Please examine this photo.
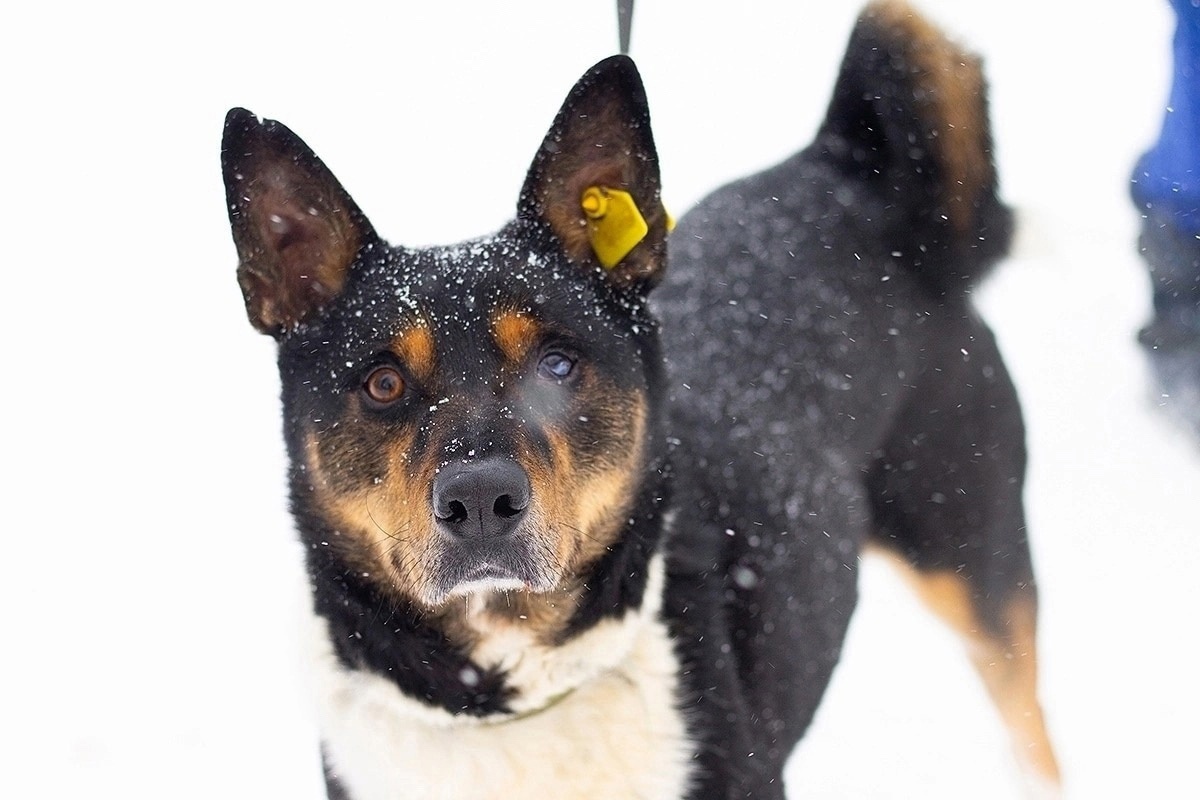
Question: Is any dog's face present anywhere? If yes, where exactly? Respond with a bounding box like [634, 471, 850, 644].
[223, 58, 670, 613]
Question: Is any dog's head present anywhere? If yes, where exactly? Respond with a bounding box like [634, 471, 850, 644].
[223, 57, 670, 615]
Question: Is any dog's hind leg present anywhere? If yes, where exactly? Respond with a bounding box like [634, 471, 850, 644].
[866, 319, 1061, 796]
[872, 548, 1060, 797]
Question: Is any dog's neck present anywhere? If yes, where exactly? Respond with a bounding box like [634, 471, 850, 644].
[304, 551, 671, 722]
[308, 549, 694, 800]
[459, 552, 669, 719]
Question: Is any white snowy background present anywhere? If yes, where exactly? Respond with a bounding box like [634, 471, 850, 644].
[3, 1, 1196, 797]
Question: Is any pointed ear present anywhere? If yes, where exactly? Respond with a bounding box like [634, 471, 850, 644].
[518, 56, 668, 289]
[221, 109, 376, 336]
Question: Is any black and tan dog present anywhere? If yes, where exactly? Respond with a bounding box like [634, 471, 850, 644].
[223, 2, 1059, 797]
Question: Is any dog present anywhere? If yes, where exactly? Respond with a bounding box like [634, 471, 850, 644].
[222, 2, 1059, 797]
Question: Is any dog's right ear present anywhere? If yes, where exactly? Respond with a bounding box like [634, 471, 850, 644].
[222, 109, 375, 337]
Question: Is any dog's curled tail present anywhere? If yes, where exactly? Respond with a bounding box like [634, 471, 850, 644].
[818, 0, 1012, 298]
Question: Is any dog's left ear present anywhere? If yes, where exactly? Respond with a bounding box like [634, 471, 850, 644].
[518, 56, 667, 290]
[222, 109, 376, 337]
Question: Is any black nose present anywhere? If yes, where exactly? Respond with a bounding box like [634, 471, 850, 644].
[432, 458, 531, 539]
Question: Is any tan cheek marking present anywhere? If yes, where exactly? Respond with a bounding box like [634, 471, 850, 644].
[523, 431, 576, 569]
[303, 429, 440, 604]
[526, 394, 647, 573]
[492, 310, 541, 365]
[568, 465, 638, 569]
[390, 323, 436, 385]
[570, 399, 646, 569]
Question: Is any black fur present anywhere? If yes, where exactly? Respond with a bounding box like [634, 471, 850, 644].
[652, 10, 1029, 795]
[307, 549, 514, 716]
[226, 6, 1051, 798]
[275, 224, 672, 702]
[224, 52, 673, 725]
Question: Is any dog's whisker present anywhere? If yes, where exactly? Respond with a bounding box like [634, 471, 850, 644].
[561, 521, 607, 547]
[364, 503, 415, 548]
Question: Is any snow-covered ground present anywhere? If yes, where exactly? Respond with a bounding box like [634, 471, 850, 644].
[3, 1, 1196, 797]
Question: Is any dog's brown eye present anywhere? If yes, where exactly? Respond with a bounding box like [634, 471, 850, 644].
[364, 366, 405, 406]
[537, 352, 576, 380]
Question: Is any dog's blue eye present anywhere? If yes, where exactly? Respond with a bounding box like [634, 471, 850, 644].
[537, 352, 576, 380]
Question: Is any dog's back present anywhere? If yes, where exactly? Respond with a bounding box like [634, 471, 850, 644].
[655, 2, 1058, 795]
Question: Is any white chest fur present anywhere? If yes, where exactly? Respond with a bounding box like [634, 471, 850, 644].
[307, 556, 695, 800]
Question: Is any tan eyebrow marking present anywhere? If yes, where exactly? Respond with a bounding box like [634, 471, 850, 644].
[390, 322, 436, 384]
[492, 310, 541, 364]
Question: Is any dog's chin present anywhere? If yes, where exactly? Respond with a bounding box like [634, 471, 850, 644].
[445, 573, 533, 600]
[421, 540, 560, 607]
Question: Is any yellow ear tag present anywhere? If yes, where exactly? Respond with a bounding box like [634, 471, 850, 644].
[581, 186, 649, 269]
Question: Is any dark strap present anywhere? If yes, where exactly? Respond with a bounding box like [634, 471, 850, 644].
[617, 0, 635, 54]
